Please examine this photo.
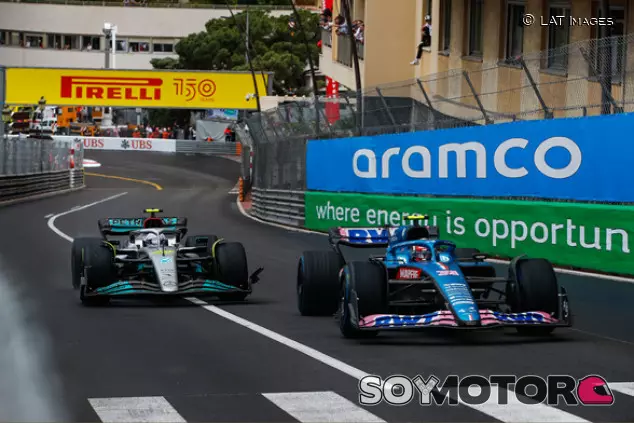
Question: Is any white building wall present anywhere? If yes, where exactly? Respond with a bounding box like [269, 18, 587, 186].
[0, 2, 297, 69]
[0, 3, 291, 38]
[0, 46, 174, 69]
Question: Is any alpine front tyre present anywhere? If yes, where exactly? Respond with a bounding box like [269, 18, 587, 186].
[215, 241, 249, 301]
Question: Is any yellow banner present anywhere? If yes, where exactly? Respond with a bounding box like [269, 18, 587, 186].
[5, 68, 269, 110]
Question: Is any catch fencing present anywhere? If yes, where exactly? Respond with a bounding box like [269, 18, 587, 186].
[245, 33, 633, 224]
[0, 135, 85, 203]
[247, 34, 632, 188]
[175, 140, 240, 156]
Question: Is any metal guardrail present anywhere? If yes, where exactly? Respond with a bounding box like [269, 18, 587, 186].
[0, 169, 83, 203]
[175, 141, 239, 155]
[1, 137, 71, 175]
[251, 187, 305, 227]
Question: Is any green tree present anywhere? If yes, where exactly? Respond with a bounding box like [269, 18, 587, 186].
[152, 9, 319, 94]
[148, 9, 320, 127]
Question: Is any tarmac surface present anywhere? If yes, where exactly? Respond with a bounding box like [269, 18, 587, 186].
[0, 150, 633, 422]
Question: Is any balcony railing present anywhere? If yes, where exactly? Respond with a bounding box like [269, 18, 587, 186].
[335, 34, 364, 66]
[321, 28, 332, 48]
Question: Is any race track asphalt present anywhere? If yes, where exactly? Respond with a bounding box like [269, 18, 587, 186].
[0, 150, 633, 422]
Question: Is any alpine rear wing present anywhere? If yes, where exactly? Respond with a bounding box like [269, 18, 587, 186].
[98, 216, 188, 235]
[328, 227, 394, 248]
[328, 215, 438, 249]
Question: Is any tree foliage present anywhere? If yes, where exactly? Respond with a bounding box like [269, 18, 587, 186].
[151, 9, 319, 95]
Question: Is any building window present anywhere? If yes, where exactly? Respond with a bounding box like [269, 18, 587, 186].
[468, 0, 483, 56]
[441, 0, 451, 52]
[129, 41, 150, 52]
[153, 42, 174, 53]
[25, 34, 43, 48]
[82, 35, 100, 51]
[425, 0, 432, 17]
[506, 1, 525, 58]
[546, 1, 570, 70]
[590, 3, 625, 80]
[115, 39, 127, 52]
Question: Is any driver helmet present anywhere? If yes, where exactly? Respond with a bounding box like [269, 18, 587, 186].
[144, 232, 166, 246]
[411, 245, 431, 262]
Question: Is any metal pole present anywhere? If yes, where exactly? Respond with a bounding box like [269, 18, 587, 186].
[224, 0, 261, 113]
[341, 0, 363, 135]
[600, 0, 612, 114]
[463, 71, 492, 125]
[518, 57, 552, 119]
[111, 27, 117, 69]
[104, 37, 110, 68]
[289, 0, 321, 135]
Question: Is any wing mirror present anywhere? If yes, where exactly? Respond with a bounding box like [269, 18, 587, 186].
[473, 253, 489, 261]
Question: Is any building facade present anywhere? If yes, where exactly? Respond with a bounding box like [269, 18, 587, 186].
[320, 0, 634, 121]
[0, 1, 300, 69]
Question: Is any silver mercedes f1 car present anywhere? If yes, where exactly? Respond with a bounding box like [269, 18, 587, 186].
[71, 208, 263, 306]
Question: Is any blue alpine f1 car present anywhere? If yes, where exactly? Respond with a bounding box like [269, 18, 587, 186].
[297, 215, 571, 338]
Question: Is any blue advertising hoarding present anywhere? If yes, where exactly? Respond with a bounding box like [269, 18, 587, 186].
[306, 113, 634, 202]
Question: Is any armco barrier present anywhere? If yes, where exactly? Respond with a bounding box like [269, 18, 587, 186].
[249, 188, 634, 276]
[0, 136, 86, 205]
[251, 187, 305, 227]
[0, 169, 84, 203]
[7, 135, 241, 156]
[175, 140, 240, 155]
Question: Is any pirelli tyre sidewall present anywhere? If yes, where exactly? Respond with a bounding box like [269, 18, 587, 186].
[82, 239, 116, 289]
[71, 237, 105, 289]
[297, 250, 342, 316]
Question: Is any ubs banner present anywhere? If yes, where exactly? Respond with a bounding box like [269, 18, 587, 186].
[306, 113, 634, 202]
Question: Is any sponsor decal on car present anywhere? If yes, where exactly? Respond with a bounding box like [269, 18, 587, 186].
[397, 267, 422, 280]
[436, 270, 459, 276]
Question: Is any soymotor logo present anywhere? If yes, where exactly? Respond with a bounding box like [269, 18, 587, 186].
[359, 374, 615, 407]
[305, 113, 634, 202]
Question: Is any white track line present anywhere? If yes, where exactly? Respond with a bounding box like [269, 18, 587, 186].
[45, 194, 627, 423]
[88, 397, 186, 422]
[236, 197, 634, 284]
[263, 391, 386, 423]
[467, 387, 588, 423]
[47, 193, 128, 242]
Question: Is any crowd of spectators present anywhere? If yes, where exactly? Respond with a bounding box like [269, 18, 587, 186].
[319, 7, 364, 45]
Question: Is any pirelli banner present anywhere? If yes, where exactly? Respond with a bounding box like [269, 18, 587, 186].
[4, 67, 271, 109]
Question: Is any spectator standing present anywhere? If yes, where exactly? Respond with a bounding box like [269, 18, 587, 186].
[411, 15, 432, 65]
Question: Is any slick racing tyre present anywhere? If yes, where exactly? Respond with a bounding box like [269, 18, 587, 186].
[339, 261, 387, 339]
[215, 242, 249, 301]
[508, 258, 559, 336]
[297, 250, 343, 316]
[71, 237, 102, 290]
[77, 238, 116, 306]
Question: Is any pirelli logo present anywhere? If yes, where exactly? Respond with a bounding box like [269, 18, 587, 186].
[60, 76, 163, 101]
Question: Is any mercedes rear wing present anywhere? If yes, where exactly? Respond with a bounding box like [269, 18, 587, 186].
[98, 216, 187, 236]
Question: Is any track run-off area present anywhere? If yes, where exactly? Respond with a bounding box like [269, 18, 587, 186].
[1, 150, 634, 422]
